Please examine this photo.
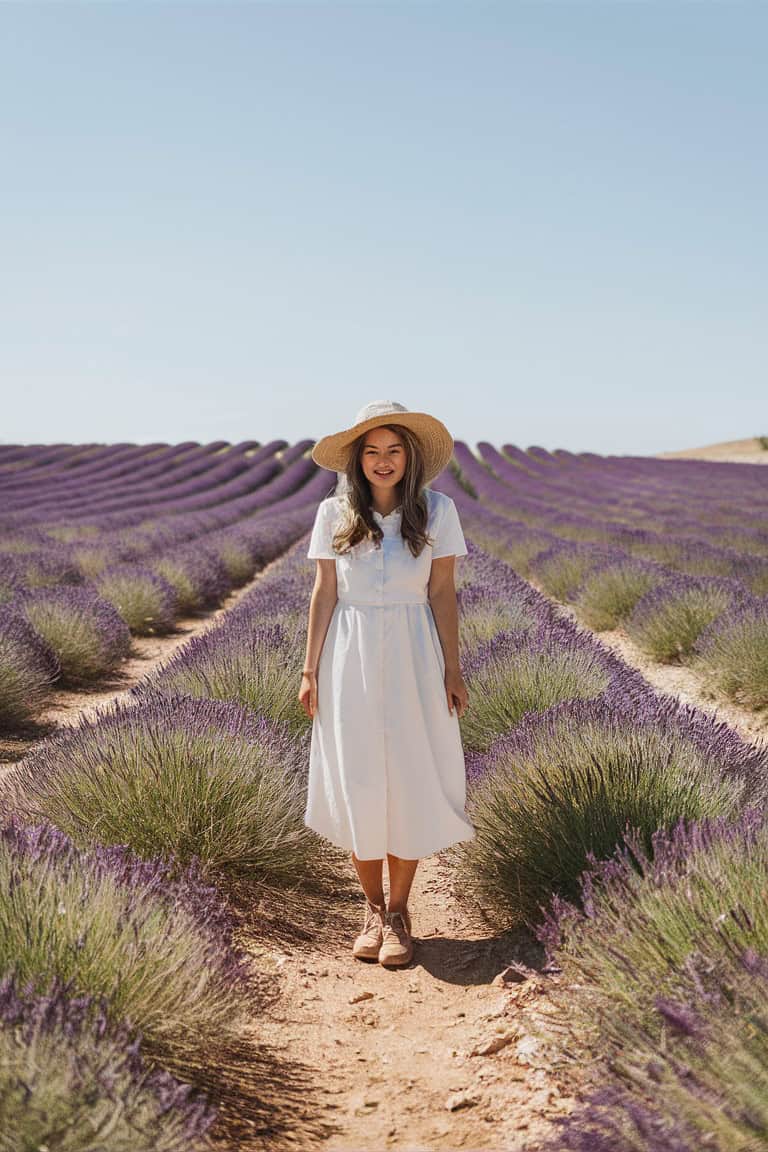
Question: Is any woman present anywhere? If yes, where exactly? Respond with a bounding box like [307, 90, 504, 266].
[298, 401, 475, 968]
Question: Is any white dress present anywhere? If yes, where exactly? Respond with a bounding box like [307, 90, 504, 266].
[304, 486, 477, 861]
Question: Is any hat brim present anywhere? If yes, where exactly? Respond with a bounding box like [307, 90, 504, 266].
[310, 411, 455, 485]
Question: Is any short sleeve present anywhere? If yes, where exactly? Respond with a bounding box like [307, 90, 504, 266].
[431, 496, 468, 558]
[307, 500, 338, 559]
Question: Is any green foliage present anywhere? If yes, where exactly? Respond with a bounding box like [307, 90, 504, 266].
[448, 716, 744, 929]
[625, 583, 735, 662]
[460, 645, 611, 753]
[0, 834, 245, 1054]
[574, 563, 662, 631]
[16, 719, 333, 887]
[691, 610, 768, 710]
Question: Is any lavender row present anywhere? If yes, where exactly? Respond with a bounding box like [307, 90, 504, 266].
[431, 529, 767, 1151]
[0, 818, 248, 1148]
[0, 453, 334, 726]
[447, 448, 768, 711]
[457, 441, 768, 577]
[0, 973, 217, 1151]
[3, 441, 765, 1147]
[535, 807, 768, 1150]
[0, 532, 352, 1145]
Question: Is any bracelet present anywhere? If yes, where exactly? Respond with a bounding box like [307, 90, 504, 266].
[301, 668, 316, 676]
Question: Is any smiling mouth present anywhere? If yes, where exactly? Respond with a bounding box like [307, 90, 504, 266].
[375, 471, 393, 476]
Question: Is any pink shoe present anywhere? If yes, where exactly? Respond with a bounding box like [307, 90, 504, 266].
[352, 899, 386, 961]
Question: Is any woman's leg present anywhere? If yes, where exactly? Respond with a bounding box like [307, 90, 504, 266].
[351, 852, 385, 906]
[386, 853, 419, 914]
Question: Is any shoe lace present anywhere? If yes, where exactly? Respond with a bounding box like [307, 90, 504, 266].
[363, 902, 384, 932]
[384, 910, 410, 940]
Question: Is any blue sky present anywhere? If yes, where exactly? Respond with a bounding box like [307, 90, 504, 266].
[1, 1, 765, 455]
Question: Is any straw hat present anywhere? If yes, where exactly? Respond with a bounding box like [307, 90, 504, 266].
[310, 401, 455, 485]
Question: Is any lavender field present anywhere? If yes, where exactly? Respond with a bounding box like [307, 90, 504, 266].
[1, 437, 767, 1150]
[0, 441, 334, 729]
[453, 442, 768, 713]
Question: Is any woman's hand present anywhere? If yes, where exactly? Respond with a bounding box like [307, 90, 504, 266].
[298, 671, 317, 719]
[445, 668, 468, 718]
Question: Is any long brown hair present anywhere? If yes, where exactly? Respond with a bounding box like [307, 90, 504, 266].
[331, 423, 435, 558]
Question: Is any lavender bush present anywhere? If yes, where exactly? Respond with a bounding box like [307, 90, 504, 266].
[6, 695, 338, 886]
[11, 586, 132, 684]
[0, 974, 216, 1152]
[459, 629, 615, 753]
[447, 699, 746, 929]
[535, 808, 768, 1151]
[476, 525, 561, 578]
[690, 598, 768, 710]
[96, 565, 179, 635]
[625, 575, 750, 662]
[133, 617, 311, 737]
[536, 806, 767, 1027]
[69, 543, 113, 579]
[0, 561, 21, 607]
[0, 550, 84, 590]
[541, 952, 768, 1152]
[573, 558, 666, 631]
[528, 541, 620, 602]
[149, 546, 233, 614]
[455, 585, 537, 663]
[0, 614, 60, 726]
[0, 819, 249, 1055]
[211, 533, 263, 584]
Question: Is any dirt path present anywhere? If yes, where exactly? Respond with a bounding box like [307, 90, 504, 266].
[528, 579, 768, 748]
[244, 852, 581, 1152]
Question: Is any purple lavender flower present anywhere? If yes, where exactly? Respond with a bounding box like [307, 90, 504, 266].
[0, 973, 217, 1150]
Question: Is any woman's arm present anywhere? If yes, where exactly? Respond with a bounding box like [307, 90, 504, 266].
[299, 559, 338, 718]
[428, 556, 469, 718]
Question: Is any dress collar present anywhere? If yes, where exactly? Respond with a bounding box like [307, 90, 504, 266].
[371, 504, 402, 521]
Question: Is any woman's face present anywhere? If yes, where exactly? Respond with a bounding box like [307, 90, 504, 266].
[360, 426, 407, 495]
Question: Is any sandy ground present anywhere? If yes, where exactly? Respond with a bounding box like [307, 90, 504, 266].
[527, 579, 768, 749]
[232, 838, 589, 1152]
[655, 435, 768, 465]
[236, 853, 582, 1152]
[593, 625, 768, 746]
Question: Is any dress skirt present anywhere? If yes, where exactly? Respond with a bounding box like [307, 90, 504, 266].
[305, 600, 477, 860]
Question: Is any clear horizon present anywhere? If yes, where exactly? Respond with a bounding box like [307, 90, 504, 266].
[1, 2, 765, 456]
